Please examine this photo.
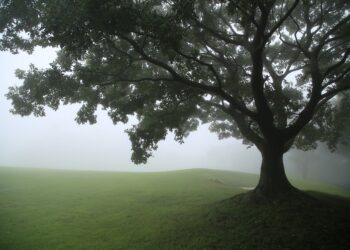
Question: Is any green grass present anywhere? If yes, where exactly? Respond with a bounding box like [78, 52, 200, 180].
[0, 167, 349, 249]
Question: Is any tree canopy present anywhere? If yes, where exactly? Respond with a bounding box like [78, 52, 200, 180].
[1, 0, 350, 167]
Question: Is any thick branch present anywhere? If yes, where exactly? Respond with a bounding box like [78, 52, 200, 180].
[250, 7, 276, 137]
[283, 56, 323, 139]
[263, 56, 288, 128]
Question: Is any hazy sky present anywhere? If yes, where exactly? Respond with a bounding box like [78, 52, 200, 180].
[0, 47, 262, 172]
[1, 47, 349, 189]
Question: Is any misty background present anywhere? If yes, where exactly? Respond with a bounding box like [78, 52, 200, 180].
[1, 48, 349, 189]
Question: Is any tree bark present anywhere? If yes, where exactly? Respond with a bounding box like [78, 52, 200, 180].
[254, 142, 296, 200]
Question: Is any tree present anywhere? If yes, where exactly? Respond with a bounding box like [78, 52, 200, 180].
[1, 0, 350, 200]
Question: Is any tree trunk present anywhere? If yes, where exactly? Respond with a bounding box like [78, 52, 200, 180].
[254, 142, 296, 200]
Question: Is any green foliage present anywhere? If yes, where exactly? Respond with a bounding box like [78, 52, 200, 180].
[1, 0, 350, 163]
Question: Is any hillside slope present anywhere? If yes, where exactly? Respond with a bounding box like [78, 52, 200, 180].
[0, 167, 349, 249]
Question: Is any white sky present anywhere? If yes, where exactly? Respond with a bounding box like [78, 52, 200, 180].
[0, 47, 261, 172]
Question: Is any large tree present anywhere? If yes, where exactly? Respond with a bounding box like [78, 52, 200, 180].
[1, 0, 350, 200]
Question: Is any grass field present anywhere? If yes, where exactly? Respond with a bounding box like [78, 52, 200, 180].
[1, 167, 349, 249]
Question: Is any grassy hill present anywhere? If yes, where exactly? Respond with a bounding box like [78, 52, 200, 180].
[0, 167, 349, 249]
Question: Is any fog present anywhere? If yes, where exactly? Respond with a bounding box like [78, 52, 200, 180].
[286, 146, 350, 189]
[0, 48, 261, 173]
[1, 48, 349, 188]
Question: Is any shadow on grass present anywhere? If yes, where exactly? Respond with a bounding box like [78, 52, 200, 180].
[195, 191, 350, 250]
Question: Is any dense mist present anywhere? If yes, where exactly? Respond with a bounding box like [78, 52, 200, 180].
[1, 48, 349, 189]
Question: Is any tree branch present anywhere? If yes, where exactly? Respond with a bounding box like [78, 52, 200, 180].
[118, 34, 258, 120]
[96, 77, 176, 86]
[322, 66, 350, 88]
[315, 84, 350, 112]
[202, 99, 264, 148]
[249, 7, 277, 137]
[278, 19, 310, 58]
[174, 48, 224, 88]
[283, 56, 323, 139]
[321, 84, 350, 99]
[192, 19, 247, 47]
[315, 15, 350, 52]
[323, 48, 350, 77]
[265, 0, 300, 40]
[214, 9, 244, 38]
[228, 2, 260, 32]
